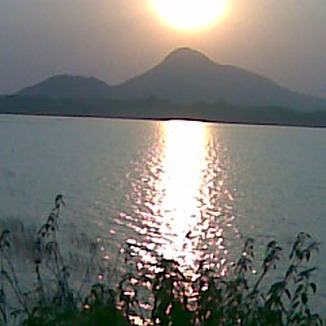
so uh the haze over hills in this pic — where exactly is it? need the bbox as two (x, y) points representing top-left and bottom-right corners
(110, 48), (326, 111)
(17, 47), (326, 111)
(17, 75), (110, 99)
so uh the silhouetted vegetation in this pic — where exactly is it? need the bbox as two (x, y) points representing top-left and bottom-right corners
(0, 196), (324, 325)
(2, 95), (326, 128)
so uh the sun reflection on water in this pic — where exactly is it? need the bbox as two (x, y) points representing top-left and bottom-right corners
(156, 121), (209, 268)
(121, 120), (239, 276)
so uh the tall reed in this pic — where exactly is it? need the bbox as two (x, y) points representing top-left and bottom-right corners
(0, 195), (323, 325)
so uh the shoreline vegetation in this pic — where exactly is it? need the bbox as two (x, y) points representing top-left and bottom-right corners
(0, 196), (324, 325)
(2, 96), (326, 129)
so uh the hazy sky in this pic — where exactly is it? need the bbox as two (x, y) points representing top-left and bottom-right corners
(1, 0), (326, 98)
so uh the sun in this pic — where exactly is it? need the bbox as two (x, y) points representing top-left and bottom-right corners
(151, 0), (229, 32)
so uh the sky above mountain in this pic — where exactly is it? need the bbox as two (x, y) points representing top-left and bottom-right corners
(1, 0), (326, 98)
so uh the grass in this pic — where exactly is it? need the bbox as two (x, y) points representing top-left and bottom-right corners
(0, 195), (324, 325)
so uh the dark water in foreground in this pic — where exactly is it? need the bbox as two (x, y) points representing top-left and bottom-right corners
(0, 114), (325, 311)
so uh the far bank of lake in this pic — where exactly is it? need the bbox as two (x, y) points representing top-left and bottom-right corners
(2, 96), (326, 128)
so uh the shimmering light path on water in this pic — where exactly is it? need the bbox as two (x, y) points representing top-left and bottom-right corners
(122, 120), (241, 275)
(155, 121), (209, 268)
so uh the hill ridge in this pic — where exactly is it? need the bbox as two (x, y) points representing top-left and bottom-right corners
(15, 47), (326, 111)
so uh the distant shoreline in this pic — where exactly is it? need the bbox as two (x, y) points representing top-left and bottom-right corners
(1, 111), (326, 130)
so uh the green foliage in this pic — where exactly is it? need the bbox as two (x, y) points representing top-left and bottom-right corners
(0, 195), (324, 325)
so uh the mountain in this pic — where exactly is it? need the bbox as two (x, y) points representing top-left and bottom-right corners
(110, 48), (326, 111)
(18, 74), (111, 98)
(15, 48), (326, 111)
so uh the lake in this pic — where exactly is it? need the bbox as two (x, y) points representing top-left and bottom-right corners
(0, 114), (325, 312)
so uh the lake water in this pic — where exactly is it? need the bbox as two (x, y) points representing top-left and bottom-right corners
(0, 114), (325, 312)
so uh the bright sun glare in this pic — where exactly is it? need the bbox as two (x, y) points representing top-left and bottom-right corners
(151, 0), (229, 31)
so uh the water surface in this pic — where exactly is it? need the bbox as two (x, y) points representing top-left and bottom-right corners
(0, 115), (325, 309)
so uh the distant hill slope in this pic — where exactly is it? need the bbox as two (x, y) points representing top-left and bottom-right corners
(18, 74), (111, 98)
(110, 48), (326, 111)
(16, 48), (326, 111)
